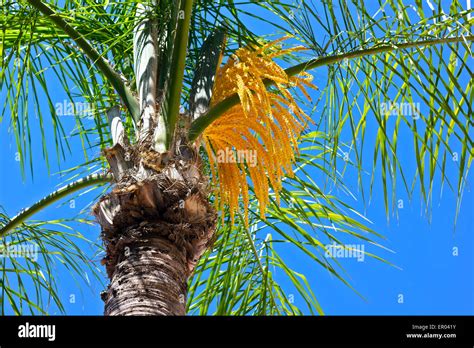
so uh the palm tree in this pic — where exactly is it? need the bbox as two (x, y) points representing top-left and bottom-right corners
(1, 0), (472, 315)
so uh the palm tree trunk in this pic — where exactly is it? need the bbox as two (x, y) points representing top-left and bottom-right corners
(102, 227), (188, 315)
(95, 2), (215, 316)
(94, 131), (216, 316)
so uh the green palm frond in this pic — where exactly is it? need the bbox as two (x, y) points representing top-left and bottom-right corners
(0, 173), (112, 238)
(2, 2), (130, 176)
(0, 209), (103, 314)
(255, 0), (473, 223)
(189, 131), (394, 314)
(0, 0), (274, 177)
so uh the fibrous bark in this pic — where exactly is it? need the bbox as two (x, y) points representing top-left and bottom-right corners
(94, 124), (216, 316)
(102, 229), (188, 315)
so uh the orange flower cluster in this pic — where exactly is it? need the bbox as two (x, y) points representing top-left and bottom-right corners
(203, 37), (316, 227)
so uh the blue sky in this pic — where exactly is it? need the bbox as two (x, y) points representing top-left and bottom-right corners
(0, 1), (473, 315)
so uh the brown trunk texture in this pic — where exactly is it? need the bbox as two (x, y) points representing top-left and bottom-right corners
(103, 229), (188, 315)
(93, 130), (216, 315)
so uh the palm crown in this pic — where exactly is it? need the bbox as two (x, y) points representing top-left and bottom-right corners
(0, 0), (472, 315)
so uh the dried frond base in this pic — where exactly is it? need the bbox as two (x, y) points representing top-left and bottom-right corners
(94, 132), (217, 278)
